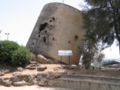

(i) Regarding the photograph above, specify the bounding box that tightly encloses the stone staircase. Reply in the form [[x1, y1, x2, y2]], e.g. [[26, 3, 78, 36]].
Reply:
[[48, 75, 120, 90]]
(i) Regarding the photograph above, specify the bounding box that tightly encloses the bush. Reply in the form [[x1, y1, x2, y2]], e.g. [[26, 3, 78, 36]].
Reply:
[[0, 40, 31, 67], [11, 46, 32, 67], [0, 40, 19, 64]]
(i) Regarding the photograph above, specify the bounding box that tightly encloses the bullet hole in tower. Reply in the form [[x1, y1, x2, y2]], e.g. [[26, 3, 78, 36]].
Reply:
[[45, 31, 47, 33], [68, 41, 71, 44], [38, 34, 40, 37], [74, 35, 78, 40], [43, 36, 46, 43], [31, 42, 35, 47], [52, 17, 55, 21], [39, 22, 48, 33], [49, 20, 52, 22], [49, 17, 55, 22], [32, 42, 34, 45], [52, 37, 55, 41]]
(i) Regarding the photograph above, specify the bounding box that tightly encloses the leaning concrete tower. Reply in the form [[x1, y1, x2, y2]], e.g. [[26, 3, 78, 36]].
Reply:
[[27, 3, 85, 64]]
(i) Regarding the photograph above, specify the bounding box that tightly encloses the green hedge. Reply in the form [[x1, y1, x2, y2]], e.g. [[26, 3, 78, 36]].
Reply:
[[0, 40, 31, 67], [12, 46, 31, 67], [0, 40, 19, 64]]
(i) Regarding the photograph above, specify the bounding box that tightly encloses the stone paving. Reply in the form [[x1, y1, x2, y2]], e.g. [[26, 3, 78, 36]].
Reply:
[[0, 86, 74, 90]]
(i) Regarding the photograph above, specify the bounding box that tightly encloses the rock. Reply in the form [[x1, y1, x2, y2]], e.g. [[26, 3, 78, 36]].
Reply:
[[0, 71, 4, 76], [32, 79, 37, 85], [36, 74, 44, 81], [37, 54, 49, 64], [46, 72, 55, 80], [25, 75, 35, 85], [48, 80, 57, 86], [32, 53, 54, 64], [2, 79, 12, 87], [67, 71, 75, 76], [37, 54, 54, 64], [26, 64, 36, 70], [16, 74, 29, 82], [36, 73, 48, 86], [13, 72, 21, 76], [17, 67, 23, 72], [0, 78, 4, 85], [11, 74, 35, 86], [3, 70, 10, 74], [37, 65, 47, 71], [13, 80, 27, 86], [37, 54, 47, 60], [46, 72, 61, 80], [69, 65, 79, 69], [11, 76, 20, 82], [38, 78, 48, 86], [53, 66, 63, 71], [63, 65, 79, 69], [54, 73, 62, 78], [30, 61, 37, 64]]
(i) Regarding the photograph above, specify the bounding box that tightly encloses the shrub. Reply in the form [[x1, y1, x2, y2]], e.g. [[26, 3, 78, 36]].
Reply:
[[0, 40, 19, 64], [11, 46, 32, 67]]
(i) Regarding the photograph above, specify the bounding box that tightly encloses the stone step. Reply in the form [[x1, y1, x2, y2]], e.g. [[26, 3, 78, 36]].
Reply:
[[61, 75, 120, 85]]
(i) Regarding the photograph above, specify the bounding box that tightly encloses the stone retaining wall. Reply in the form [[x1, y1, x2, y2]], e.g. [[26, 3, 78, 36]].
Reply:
[[48, 76, 120, 90], [0, 72, 61, 87]]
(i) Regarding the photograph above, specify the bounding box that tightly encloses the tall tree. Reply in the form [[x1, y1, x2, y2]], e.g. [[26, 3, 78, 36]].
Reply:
[[83, 0, 120, 50], [81, 0, 120, 69], [81, 40, 104, 69]]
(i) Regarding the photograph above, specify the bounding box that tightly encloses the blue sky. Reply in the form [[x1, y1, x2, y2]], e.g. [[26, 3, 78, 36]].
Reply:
[[0, 0, 119, 59]]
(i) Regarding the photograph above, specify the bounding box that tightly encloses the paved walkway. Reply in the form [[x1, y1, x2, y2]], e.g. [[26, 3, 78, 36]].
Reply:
[[0, 86, 73, 90]]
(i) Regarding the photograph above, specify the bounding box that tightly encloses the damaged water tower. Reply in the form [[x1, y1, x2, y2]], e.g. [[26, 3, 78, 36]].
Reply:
[[27, 3, 85, 64]]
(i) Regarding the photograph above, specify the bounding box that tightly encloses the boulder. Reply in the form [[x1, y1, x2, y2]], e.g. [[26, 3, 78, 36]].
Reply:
[[46, 72, 55, 80], [17, 67, 23, 72], [1, 79, 12, 87], [54, 73, 62, 79], [36, 74, 47, 81], [46, 72, 62, 80], [24, 75, 35, 84], [36, 73, 48, 86], [37, 54, 54, 64], [37, 65, 47, 71], [0, 71, 4, 76], [30, 61, 37, 64], [11, 76, 20, 82], [13, 72, 21, 76], [13, 80, 27, 86], [38, 78, 48, 86], [37, 54, 49, 64], [26, 64, 36, 70], [32, 53, 54, 64], [0, 78, 4, 85]]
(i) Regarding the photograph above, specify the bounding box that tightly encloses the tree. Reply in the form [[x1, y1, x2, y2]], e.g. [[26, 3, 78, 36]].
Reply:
[[81, 40, 96, 69], [83, 0, 120, 50], [81, 0, 120, 69], [81, 40, 104, 69], [92, 45, 105, 68]]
